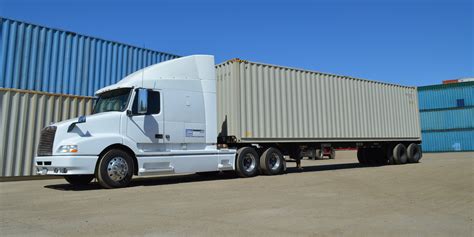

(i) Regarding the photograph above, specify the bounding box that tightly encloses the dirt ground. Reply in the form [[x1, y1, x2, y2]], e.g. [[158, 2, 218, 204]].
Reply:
[[1, 151, 473, 237]]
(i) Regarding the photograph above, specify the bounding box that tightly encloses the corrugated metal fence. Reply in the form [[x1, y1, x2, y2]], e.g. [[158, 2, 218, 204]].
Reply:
[[0, 88, 93, 176], [0, 17, 179, 96]]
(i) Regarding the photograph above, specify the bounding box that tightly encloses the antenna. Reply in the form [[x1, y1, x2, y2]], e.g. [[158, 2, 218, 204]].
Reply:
[[141, 44, 145, 87]]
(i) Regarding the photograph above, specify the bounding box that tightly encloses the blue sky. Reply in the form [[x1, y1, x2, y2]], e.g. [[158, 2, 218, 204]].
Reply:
[[1, 0, 472, 86]]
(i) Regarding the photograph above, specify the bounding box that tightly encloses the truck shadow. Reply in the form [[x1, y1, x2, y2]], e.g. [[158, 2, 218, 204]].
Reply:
[[44, 162, 374, 191]]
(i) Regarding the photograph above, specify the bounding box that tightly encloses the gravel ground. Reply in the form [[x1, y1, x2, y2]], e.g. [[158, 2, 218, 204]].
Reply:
[[1, 151, 473, 237]]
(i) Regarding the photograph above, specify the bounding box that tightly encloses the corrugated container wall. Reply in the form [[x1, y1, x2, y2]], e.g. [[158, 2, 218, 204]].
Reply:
[[418, 82, 474, 110], [421, 130, 474, 152], [420, 108, 474, 131], [0, 88, 93, 176], [418, 82, 474, 152], [216, 59, 421, 143], [0, 17, 179, 96]]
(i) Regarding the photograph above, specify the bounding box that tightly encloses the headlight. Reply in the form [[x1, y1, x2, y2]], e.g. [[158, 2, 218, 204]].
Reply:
[[57, 145, 78, 153]]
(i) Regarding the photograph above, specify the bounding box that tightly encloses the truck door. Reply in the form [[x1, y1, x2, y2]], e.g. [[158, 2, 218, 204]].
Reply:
[[126, 89, 165, 151]]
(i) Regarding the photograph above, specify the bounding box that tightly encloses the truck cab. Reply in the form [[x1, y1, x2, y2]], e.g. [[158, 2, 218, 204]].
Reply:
[[35, 55, 236, 188]]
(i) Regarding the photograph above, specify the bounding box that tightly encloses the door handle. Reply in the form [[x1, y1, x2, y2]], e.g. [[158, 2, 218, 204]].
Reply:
[[155, 134, 163, 139]]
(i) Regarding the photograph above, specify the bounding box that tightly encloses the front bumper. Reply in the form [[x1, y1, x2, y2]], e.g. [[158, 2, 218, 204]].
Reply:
[[34, 155, 98, 175]]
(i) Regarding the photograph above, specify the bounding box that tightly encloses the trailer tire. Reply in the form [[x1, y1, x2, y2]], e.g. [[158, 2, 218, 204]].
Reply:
[[357, 148, 368, 164], [328, 148, 336, 159], [64, 175, 94, 185], [260, 147, 284, 175], [393, 143, 408, 164], [315, 149, 323, 159], [366, 149, 378, 165], [235, 147, 259, 178], [407, 143, 422, 163], [374, 148, 389, 166], [96, 149, 134, 189], [386, 144, 395, 165]]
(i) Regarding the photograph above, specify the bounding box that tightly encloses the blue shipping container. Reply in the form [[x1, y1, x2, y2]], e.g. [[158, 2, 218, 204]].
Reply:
[[0, 17, 179, 96], [421, 130, 474, 152], [418, 82, 474, 110], [420, 108, 474, 131]]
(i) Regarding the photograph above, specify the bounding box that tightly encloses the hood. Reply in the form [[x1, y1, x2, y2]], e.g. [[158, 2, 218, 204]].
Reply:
[[51, 112, 123, 155]]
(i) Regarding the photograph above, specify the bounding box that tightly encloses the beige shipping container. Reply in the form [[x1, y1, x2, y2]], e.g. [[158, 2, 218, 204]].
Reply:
[[216, 59, 421, 143], [0, 89, 93, 177]]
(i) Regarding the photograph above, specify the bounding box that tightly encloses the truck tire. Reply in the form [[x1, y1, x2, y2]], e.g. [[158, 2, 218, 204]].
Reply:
[[64, 175, 94, 185], [365, 149, 378, 165], [357, 148, 368, 164], [259, 147, 285, 175], [235, 147, 260, 178], [315, 149, 323, 159], [407, 143, 422, 163], [328, 148, 336, 159], [96, 149, 134, 189], [386, 144, 395, 165], [392, 143, 408, 164], [374, 148, 389, 166]]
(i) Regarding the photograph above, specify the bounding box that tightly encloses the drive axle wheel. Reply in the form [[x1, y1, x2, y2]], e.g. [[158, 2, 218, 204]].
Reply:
[[64, 175, 94, 185], [260, 147, 285, 175], [235, 147, 259, 178], [96, 149, 134, 189]]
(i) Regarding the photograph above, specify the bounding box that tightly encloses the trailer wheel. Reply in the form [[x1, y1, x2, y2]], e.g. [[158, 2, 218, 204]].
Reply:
[[407, 143, 422, 163], [357, 148, 368, 164], [315, 149, 323, 159], [260, 147, 285, 175], [235, 147, 259, 178], [386, 144, 395, 165], [328, 148, 336, 159], [392, 144, 408, 164], [64, 175, 94, 185], [374, 148, 389, 166], [366, 149, 378, 165], [96, 149, 134, 188]]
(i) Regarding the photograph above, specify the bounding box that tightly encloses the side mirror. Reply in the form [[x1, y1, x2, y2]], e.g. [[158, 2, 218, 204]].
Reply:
[[137, 88, 148, 114]]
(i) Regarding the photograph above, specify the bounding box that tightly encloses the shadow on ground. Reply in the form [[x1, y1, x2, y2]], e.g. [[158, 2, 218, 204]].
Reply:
[[44, 162, 374, 191]]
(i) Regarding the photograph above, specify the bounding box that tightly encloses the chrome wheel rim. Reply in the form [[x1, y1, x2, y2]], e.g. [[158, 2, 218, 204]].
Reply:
[[107, 157, 129, 181], [269, 153, 281, 171], [243, 153, 256, 173]]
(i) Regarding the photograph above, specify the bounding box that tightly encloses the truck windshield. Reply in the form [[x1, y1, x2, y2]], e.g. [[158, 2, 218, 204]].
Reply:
[[93, 88, 131, 114]]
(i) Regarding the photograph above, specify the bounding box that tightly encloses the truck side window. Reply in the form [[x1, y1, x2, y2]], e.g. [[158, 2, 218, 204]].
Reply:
[[132, 90, 161, 115]]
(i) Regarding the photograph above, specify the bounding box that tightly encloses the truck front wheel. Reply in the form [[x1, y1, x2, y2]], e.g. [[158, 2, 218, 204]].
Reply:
[[96, 149, 134, 189], [235, 147, 259, 178], [64, 175, 94, 185]]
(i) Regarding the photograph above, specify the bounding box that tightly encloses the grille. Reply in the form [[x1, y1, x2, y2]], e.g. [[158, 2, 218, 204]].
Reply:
[[37, 126, 57, 156]]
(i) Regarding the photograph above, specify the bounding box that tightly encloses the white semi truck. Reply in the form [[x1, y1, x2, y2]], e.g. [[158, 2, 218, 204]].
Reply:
[[35, 55, 422, 188]]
